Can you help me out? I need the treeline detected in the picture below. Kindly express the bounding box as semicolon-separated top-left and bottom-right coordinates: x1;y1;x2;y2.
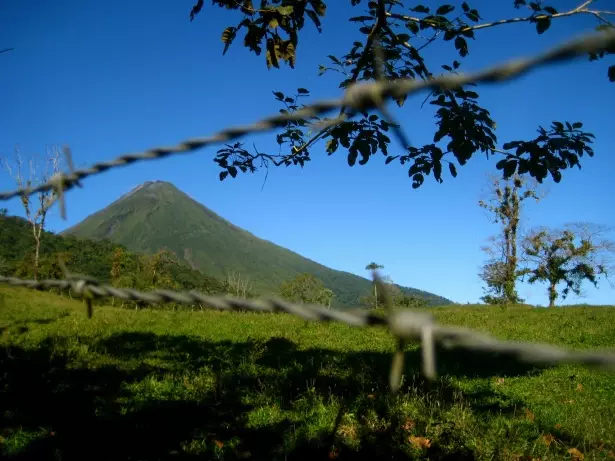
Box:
1;214;429;311
0;214;227;304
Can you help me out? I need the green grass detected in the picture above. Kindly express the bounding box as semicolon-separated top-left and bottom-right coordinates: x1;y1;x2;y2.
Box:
1;286;615;460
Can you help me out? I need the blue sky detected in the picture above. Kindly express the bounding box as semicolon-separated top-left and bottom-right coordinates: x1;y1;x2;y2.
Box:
1;0;614;306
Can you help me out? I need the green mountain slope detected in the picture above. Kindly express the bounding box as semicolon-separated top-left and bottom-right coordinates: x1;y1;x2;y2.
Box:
61;181;452;306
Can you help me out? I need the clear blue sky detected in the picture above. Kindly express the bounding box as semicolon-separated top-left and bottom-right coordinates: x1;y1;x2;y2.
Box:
1;1;614;306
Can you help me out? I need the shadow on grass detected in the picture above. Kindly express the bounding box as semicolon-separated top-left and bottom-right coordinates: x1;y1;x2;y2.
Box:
0;312;70;336
0;330;564;461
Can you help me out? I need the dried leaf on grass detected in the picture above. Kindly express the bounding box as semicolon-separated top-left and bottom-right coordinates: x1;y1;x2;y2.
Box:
409;436;431;449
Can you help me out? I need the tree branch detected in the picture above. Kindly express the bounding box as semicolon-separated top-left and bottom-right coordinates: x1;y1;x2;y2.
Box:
385;1;607;35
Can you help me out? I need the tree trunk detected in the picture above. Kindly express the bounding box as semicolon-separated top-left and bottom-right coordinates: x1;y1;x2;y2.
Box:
33;224;41;281
548;282;557;308
371;284;378;309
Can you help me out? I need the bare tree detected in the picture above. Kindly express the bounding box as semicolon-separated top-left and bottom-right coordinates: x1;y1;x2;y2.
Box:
0;145;63;280
224;270;253;298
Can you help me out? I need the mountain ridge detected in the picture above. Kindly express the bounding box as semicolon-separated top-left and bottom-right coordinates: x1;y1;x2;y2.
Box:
61;180;453;306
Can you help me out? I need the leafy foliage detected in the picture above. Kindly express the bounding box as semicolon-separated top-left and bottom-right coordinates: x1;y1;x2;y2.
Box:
0;213;228;308
188;0;612;186
278;272;334;307
519;224;615;307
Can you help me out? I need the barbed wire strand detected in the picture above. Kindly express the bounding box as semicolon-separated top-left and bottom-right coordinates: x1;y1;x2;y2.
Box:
2;30;615;394
2;273;615;394
0;30;613;211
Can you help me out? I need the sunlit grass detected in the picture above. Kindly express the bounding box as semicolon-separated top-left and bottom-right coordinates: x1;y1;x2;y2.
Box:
1;286;614;460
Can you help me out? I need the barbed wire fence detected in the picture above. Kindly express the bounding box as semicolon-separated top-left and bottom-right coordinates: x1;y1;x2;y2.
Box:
1;30;615;394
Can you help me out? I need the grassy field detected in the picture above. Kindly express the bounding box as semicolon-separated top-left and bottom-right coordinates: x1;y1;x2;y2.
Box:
1;286;615;460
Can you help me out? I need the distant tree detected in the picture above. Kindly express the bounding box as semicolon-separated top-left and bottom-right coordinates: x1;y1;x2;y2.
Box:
224;270;254;298
519;223;615;307
365;261;384;309
38;251;72;280
146;249;180;290
0;208;7;217
279;272;334;307
0;145;63;280
110;247;136;289
394;292;429;309
188;1;610;188
360;275;428;309
479;174;541;304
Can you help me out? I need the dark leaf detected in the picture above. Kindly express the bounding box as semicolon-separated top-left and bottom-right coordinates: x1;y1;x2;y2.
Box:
228;166;238;178
306;9;322;32
357;141;371;165
514;0;526;7
411;173;424;189
434;160;443;182
466;9;480;22
273;91;285;100
543;6;558;14
453;60;460;69
551;169;562;183
443;29;457;41
455;36;468;57
297;88;309;94
609;65;615;82
529;2;541;12
221;26;237;55
496;159;507;170
326;138;339;154
369;114;379;122
266;39;279;69
385;155;398;165
461;2;470;12
503;160;518;178
449;162;457;177
190;0;204;21
442;64;452;71
349;15;374;22
348;150;358;166
535;16;551;35
219;171;229;181
407;21;419;34
308;0;326;16
411;5;430;14
572;122;583;129
436;5;455;15
328;54;341;65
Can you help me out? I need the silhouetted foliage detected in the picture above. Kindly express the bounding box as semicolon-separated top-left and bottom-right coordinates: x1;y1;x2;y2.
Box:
188;1;614;186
